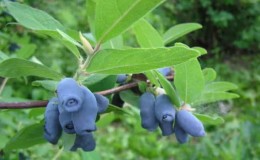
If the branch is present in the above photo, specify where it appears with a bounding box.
[0,75,173,109]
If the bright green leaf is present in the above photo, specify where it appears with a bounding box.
[203,68,217,83]
[5,123,45,151]
[194,92,239,105]
[95,0,164,43]
[86,0,96,34]
[194,113,225,125]
[0,58,63,80]
[192,47,207,55]
[101,35,124,49]
[174,58,205,104]
[205,81,238,92]
[133,19,164,48]
[144,71,161,87]
[87,46,200,74]
[163,23,202,44]
[5,1,64,31]
[154,70,181,107]
[57,29,83,48]
[32,80,59,91]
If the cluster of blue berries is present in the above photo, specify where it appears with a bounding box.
[139,92,205,143]
[44,78,109,151]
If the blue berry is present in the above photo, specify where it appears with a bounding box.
[70,133,96,151]
[139,92,158,131]
[44,97,62,144]
[57,78,84,112]
[116,74,127,84]
[173,121,189,144]
[157,67,171,76]
[154,94,176,136]
[94,93,109,114]
[59,110,75,134]
[71,86,98,134]
[176,110,205,137]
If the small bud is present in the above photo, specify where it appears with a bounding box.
[79,32,94,54]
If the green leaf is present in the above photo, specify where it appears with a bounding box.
[4,122,45,151]
[119,90,139,107]
[87,75,117,92]
[36,30,81,59]
[0,51,9,62]
[144,71,161,87]
[154,70,181,107]
[5,1,64,31]
[101,35,124,49]
[105,104,130,115]
[61,133,76,151]
[32,80,59,91]
[86,0,96,34]
[0,58,63,80]
[87,46,200,74]
[174,59,205,104]
[203,68,217,83]
[194,113,224,125]
[95,0,164,43]
[133,19,164,48]
[194,92,239,105]
[16,44,37,59]
[163,23,202,44]
[192,47,207,55]
[205,82,238,92]
[57,29,83,48]
[96,113,116,128]
[82,150,101,160]
[83,74,110,87]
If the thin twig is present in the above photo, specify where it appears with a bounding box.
[0,75,173,109]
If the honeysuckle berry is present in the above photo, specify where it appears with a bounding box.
[139,92,158,131]
[176,110,205,137]
[154,94,176,136]
[44,97,62,144]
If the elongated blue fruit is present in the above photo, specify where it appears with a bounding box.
[59,110,75,134]
[176,110,205,137]
[94,93,109,114]
[154,94,176,136]
[44,97,62,144]
[173,121,189,144]
[72,86,98,134]
[57,78,84,112]
[70,133,96,151]
[157,67,172,76]
[116,74,127,84]
[139,92,158,131]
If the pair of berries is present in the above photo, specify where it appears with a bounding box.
[44,78,109,151]
[139,92,205,143]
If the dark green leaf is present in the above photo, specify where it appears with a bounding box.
[0,58,63,80]
[83,74,110,87]
[194,92,239,105]
[87,46,200,74]
[95,0,164,43]
[5,122,45,151]
[119,90,139,107]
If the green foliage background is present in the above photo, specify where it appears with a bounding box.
[0,0,259,159]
